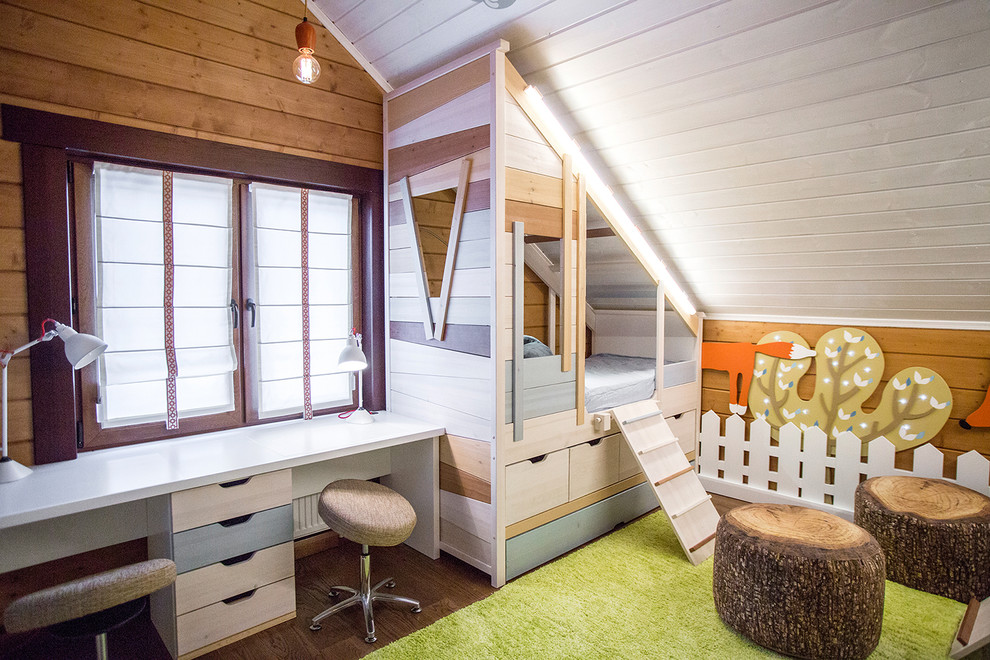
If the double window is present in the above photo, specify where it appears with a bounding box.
[6,104,383,463]
[76,161,359,448]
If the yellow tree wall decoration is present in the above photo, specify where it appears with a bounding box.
[748,327,953,452]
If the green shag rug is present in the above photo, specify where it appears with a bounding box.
[369,512,965,659]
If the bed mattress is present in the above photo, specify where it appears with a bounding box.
[584,354,657,413]
[584,354,697,412]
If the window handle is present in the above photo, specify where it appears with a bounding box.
[229,299,239,329]
[245,299,257,328]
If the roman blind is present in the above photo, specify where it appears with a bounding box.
[93,163,236,428]
[251,183,353,418]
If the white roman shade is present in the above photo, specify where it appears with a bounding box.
[93,163,236,428]
[251,183,353,418]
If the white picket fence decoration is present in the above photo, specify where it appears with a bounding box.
[698,410,990,521]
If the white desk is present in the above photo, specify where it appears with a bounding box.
[0,412,444,573]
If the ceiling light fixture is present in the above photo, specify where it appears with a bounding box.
[293,0,321,85]
[473,0,517,8]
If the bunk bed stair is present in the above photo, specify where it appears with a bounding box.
[611,400,719,566]
[952,596,990,659]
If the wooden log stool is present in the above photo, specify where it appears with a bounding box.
[855,476,990,603]
[713,503,886,659]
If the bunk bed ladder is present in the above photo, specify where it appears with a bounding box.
[611,400,719,565]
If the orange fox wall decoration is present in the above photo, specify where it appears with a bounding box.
[701,341,815,415]
[961,383,990,429]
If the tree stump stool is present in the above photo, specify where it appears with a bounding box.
[855,476,990,603]
[713,503,885,659]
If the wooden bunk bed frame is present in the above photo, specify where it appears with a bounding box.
[383,40,703,587]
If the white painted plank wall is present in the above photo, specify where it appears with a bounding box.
[328,0,990,323]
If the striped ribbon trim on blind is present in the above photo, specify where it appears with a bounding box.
[301,189,313,420]
[162,171,179,430]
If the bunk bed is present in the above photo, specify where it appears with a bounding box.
[383,41,702,586]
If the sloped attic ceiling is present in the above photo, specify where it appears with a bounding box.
[315,0,990,328]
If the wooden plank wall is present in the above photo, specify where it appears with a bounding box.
[702,320,990,474]
[523,265,550,344]
[385,54,495,573]
[0,137,29,466]
[502,96,579,355]
[0,0,383,466]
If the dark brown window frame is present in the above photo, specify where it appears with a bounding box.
[2,104,385,465]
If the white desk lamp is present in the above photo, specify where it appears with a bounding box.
[0,319,108,482]
[338,330,372,424]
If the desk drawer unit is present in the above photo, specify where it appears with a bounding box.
[151,469,295,660]
[175,542,295,615]
[176,577,295,657]
[171,469,292,532]
[172,505,293,574]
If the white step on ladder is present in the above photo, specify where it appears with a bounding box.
[611,400,719,565]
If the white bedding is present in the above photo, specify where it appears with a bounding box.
[584,353,698,412]
[584,353,657,413]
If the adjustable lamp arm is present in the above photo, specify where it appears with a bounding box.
[0,330,58,369]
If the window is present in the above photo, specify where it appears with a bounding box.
[8,104,384,463]
[250,183,355,419]
[90,164,237,429]
[76,162,359,448]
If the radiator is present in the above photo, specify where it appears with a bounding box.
[292,493,328,539]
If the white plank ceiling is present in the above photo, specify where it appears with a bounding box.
[316,0,990,328]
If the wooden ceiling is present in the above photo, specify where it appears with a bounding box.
[315,0,990,328]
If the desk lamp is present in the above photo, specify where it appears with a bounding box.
[0,319,107,482]
[338,330,372,424]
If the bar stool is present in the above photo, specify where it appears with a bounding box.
[309,479,421,643]
[3,558,176,660]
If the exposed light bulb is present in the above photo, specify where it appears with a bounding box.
[294,51,321,84]
[294,16,320,84]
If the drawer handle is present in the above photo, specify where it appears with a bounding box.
[222,588,257,605]
[672,413,683,420]
[218,477,251,488]
[218,513,253,527]
[220,552,256,567]
[529,454,547,464]
[588,438,602,447]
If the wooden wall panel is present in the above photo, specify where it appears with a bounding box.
[387,84,490,150]
[387,56,489,132]
[0,0,383,465]
[701,319,990,474]
[385,52,496,572]
[388,125,490,184]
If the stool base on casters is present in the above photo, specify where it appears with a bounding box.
[309,545,420,643]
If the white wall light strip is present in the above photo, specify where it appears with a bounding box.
[522,86,696,316]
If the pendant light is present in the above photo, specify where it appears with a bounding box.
[293,1,321,84]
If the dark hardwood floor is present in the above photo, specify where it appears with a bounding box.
[1,495,745,659]
[204,540,496,660]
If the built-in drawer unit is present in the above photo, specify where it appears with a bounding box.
[568,435,620,500]
[171,469,292,532]
[175,542,295,615]
[150,468,295,659]
[505,449,568,525]
[176,577,295,657]
[666,409,697,459]
[172,505,293,574]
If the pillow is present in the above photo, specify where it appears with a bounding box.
[522,335,554,358]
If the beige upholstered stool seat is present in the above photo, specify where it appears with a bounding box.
[4,558,176,660]
[318,478,416,547]
[310,479,420,643]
